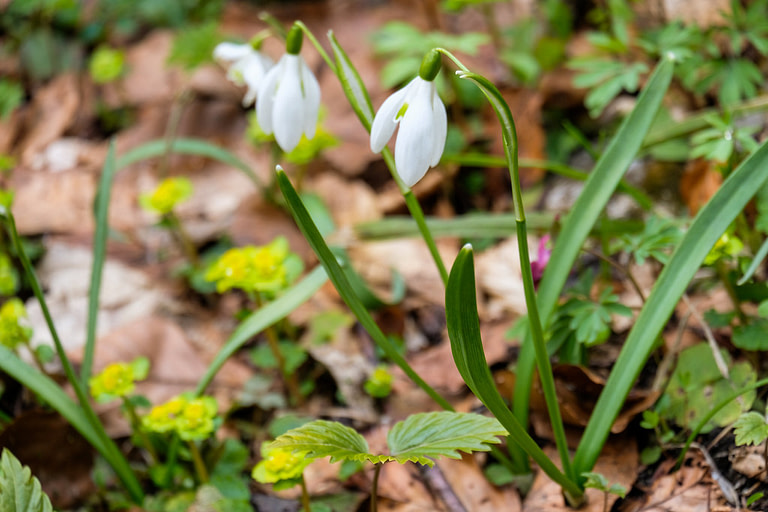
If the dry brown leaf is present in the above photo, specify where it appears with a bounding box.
[530,364,660,435]
[19,73,80,166]
[680,158,723,216]
[621,454,732,512]
[24,242,167,358]
[11,167,97,235]
[475,236,531,320]
[437,453,522,511]
[103,31,182,107]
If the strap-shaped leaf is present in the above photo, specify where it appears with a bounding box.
[445,246,582,497]
[329,30,374,131]
[276,169,452,411]
[573,136,768,476]
[81,140,117,386]
[512,56,675,431]
[116,138,262,188]
[270,420,391,464]
[387,412,506,466]
[0,449,53,512]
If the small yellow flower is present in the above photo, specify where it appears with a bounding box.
[139,177,193,215]
[141,394,218,441]
[704,232,744,266]
[89,357,148,403]
[364,365,393,398]
[252,441,310,485]
[176,397,218,441]
[0,298,32,350]
[142,396,189,434]
[205,237,303,294]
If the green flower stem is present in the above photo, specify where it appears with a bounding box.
[382,148,449,285]
[300,475,312,512]
[122,398,158,462]
[163,434,181,488]
[253,293,303,406]
[165,211,199,266]
[370,464,382,512]
[3,212,144,503]
[23,340,49,376]
[295,21,337,75]
[188,440,209,484]
[437,48,574,482]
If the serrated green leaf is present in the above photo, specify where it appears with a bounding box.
[733,412,768,446]
[0,449,53,512]
[270,420,385,464]
[387,412,506,466]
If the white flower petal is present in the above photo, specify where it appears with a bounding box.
[272,55,304,152]
[299,57,321,140]
[240,53,272,106]
[429,86,447,167]
[256,57,285,134]
[213,42,251,63]
[394,87,433,186]
[370,83,413,153]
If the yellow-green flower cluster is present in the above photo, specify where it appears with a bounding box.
[364,365,393,398]
[89,357,149,403]
[0,298,32,350]
[142,394,218,441]
[205,237,303,294]
[252,441,310,487]
[89,46,126,84]
[704,232,744,265]
[139,177,193,215]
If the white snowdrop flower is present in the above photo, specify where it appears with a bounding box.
[256,26,321,153]
[213,41,273,107]
[370,50,446,187]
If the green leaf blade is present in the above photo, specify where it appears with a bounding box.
[387,411,506,466]
[270,420,377,464]
[733,412,768,446]
[0,449,53,512]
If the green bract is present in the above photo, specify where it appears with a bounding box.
[204,237,303,295]
[139,177,193,215]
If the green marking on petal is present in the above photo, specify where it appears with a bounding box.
[396,102,409,120]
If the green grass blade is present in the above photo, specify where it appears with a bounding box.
[3,214,144,503]
[354,214,642,241]
[573,138,768,476]
[738,235,768,285]
[81,141,117,387]
[445,246,582,497]
[116,138,262,188]
[512,56,675,430]
[0,345,143,502]
[194,265,328,395]
[276,169,453,411]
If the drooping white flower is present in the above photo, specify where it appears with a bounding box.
[256,52,321,153]
[370,76,447,187]
[213,42,273,107]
